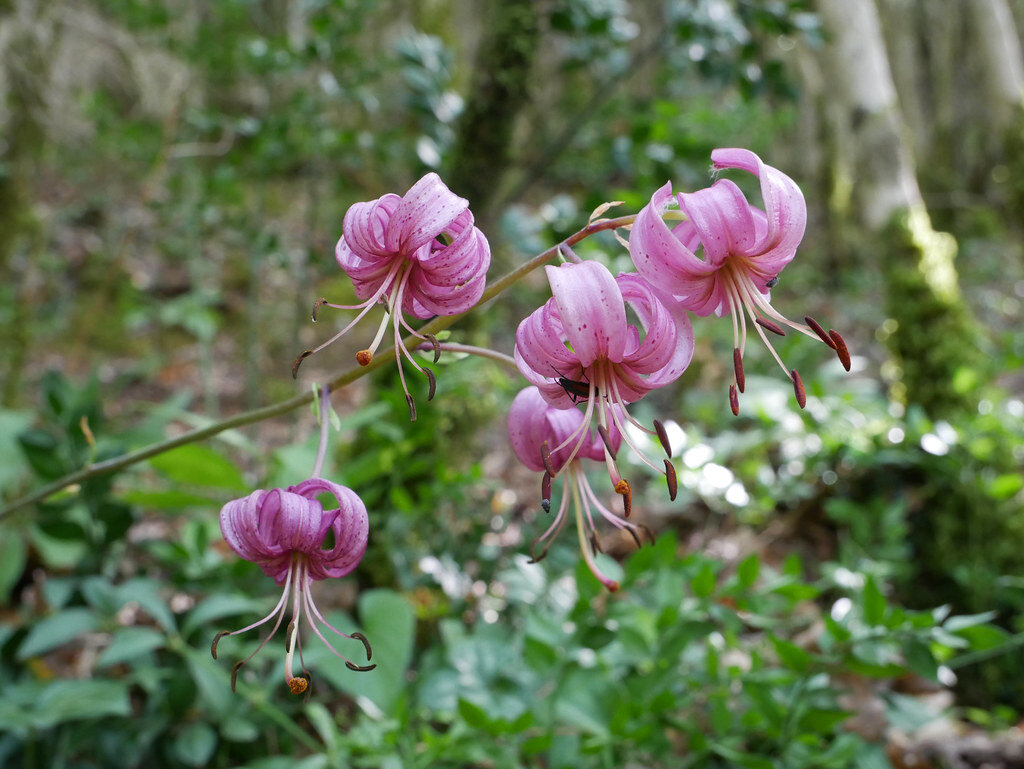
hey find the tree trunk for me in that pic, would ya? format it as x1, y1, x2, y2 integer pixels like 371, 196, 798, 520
816, 0, 984, 420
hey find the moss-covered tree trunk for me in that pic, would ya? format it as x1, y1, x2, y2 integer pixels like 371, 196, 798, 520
444, 0, 541, 237
816, 0, 984, 421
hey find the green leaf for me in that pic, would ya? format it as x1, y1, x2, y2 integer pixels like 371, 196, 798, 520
148, 445, 248, 491
0, 528, 27, 604
458, 698, 491, 729
943, 611, 997, 632
862, 576, 886, 626
901, 637, 938, 681
97, 626, 166, 667
174, 722, 218, 767
182, 594, 266, 638
33, 680, 131, 728
987, 473, 1024, 500
18, 608, 98, 659
771, 636, 812, 672
554, 669, 613, 737
692, 562, 717, 598
736, 554, 760, 587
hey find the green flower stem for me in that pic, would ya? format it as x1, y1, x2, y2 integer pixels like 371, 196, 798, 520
0, 214, 635, 519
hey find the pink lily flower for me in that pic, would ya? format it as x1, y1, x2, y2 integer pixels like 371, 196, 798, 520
212, 478, 373, 695
509, 386, 649, 591
295, 173, 491, 420
628, 148, 850, 415
514, 260, 694, 508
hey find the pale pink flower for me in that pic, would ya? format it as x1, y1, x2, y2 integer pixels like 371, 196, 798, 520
509, 386, 648, 591
514, 260, 693, 508
629, 148, 850, 414
296, 173, 491, 419
213, 478, 373, 695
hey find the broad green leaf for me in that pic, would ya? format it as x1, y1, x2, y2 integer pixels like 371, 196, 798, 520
771, 636, 812, 672
862, 576, 886, 626
692, 562, 717, 598
33, 680, 131, 728
174, 722, 218, 768
18, 608, 98, 659
0, 528, 27, 604
182, 594, 266, 638
148, 445, 247, 491
737, 553, 760, 587
97, 626, 166, 667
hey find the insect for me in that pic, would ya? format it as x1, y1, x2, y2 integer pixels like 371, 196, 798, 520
552, 367, 592, 403
766, 275, 780, 289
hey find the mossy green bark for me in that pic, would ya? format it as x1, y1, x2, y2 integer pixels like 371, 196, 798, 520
445, 0, 541, 226
880, 207, 985, 420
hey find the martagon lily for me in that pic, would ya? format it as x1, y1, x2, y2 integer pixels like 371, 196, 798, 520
212, 477, 373, 695
514, 260, 694, 511
628, 148, 850, 415
294, 173, 491, 420
509, 386, 649, 591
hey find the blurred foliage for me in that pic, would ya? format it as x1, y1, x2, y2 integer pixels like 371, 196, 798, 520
1, 0, 1023, 767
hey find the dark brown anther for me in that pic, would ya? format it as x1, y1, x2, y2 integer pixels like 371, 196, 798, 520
231, 660, 245, 693
733, 348, 745, 393
311, 297, 328, 322
426, 334, 441, 364
541, 472, 552, 512
589, 533, 603, 555
729, 384, 740, 416
755, 317, 786, 336
664, 459, 678, 501
627, 527, 643, 549
424, 367, 437, 400
211, 630, 231, 660
292, 350, 314, 379
597, 425, 618, 459
805, 316, 837, 350
653, 419, 672, 456
791, 369, 807, 408
829, 330, 851, 371
345, 661, 377, 672
540, 441, 556, 477
406, 394, 417, 422
615, 479, 632, 519
350, 631, 373, 661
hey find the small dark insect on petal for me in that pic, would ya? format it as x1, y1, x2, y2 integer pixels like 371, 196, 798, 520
791, 369, 807, 408
292, 350, 314, 379
597, 425, 619, 459
345, 661, 377, 672
211, 630, 231, 660
424, 367, 437, 400
406, 394, 417, 422
541, 472, 552, 512
729, 384, 740, 416
733, 348, 745, 393
540, 441, 556, 477
351, 632, 373, 661
755, 317, 786, 336
653, 419, 672, 456
829, 330, 851, 371
804, 316, 837, 350
766, 275, 780, 288
664, 459, 678, 501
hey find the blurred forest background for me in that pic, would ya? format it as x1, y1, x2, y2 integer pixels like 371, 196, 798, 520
1, 0, 1024, 767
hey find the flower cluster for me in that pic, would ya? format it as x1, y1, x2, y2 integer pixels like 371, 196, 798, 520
215, 149, 849, 698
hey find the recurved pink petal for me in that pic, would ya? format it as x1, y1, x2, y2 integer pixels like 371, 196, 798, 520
677, 180, 758, 266
546, 262, 626, 367
385, 173, 469, 254
710, 147, 806, 268
514, 301, 578, 380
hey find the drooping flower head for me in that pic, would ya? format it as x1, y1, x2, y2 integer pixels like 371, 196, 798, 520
628, 148, 850, 415
509, 386, 648, 591
213, 478, 373, 695
294, 173, 491, 420
514, 260, 694, 508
